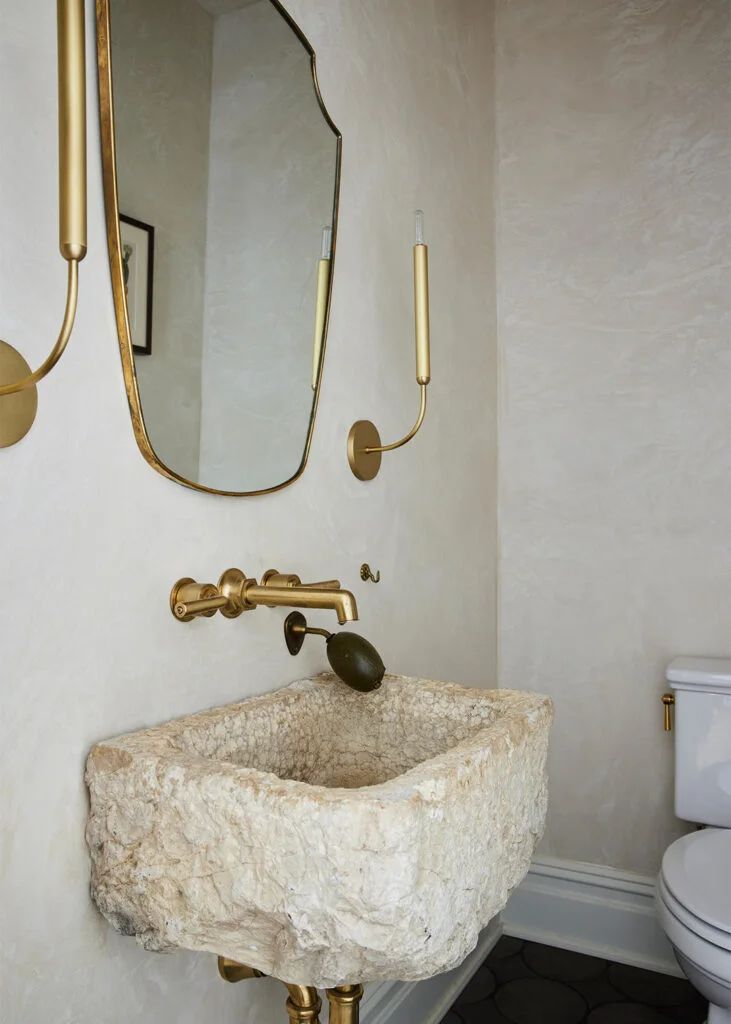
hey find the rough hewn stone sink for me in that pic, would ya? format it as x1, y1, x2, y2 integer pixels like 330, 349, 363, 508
86, 674, 552, 988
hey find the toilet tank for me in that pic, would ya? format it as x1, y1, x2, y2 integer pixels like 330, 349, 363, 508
667, 657, 731, 827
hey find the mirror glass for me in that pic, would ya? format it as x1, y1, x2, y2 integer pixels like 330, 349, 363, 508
102, 0, 340, 494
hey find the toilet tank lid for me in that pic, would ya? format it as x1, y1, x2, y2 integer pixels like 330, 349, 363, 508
667, 656, 731, 691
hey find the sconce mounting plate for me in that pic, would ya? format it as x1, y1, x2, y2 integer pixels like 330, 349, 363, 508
0, 341, 38, 448
348, 419, 382, 481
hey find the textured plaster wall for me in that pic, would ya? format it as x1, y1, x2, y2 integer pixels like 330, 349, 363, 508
112, 0, 213, 481
496, 0, 731, 874
199, 0, 337, 492
0, 1, 496, 1021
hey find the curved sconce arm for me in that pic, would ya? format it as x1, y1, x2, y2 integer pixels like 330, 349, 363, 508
0, 0, 86, 446
348, 211, 431, 481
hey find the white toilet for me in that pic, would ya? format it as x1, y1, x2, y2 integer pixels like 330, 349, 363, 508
656, 657, 731, 1024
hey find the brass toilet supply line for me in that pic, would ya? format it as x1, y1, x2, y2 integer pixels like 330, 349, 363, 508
170, 569, 358, 626
219, 957, 363, 1024
0, 0, 87, 448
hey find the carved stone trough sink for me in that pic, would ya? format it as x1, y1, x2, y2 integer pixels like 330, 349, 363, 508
86, 674, 552, 988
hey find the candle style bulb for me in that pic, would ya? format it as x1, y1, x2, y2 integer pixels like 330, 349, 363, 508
321, 225, 332, 260
414, 209, 425, 246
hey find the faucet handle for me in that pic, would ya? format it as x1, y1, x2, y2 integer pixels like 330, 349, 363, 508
299, 579, 341, 590
170, 578, 222, 622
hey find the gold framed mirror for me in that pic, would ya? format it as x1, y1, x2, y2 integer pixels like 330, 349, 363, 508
97, 0, 341, 496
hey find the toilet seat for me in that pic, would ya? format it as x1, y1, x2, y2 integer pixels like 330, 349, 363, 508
660, 829, 731, 941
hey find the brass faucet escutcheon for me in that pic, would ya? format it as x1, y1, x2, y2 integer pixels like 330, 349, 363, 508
171, 569, 358, 626
218, 957, 363, 1024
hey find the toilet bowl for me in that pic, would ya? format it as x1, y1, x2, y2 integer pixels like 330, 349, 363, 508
656, 828, 731, 1024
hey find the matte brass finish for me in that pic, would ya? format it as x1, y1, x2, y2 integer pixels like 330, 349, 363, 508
414, 244, 430, 384
662, 692, 675, 732
0, 343, 38, 447
170, 578, 221, 622
218, 958, 264, 983
0, 0, 86, 442
96, 0, 342, 496
312, 257, 331, 390
360, 564, 381, 583
171, 569, 358, 625
326, 984, 364, 1024
347, 420, 382, 481
217, 956, 323, 1024
347, 233, 431, 479
58, 0, 88, 261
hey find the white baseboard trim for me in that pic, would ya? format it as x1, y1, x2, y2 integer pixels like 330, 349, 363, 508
502, 856, 683, 977
358, 917, 502, 1024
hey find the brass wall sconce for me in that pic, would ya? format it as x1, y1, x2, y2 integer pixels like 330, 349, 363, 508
347, 210, 431, 480
0, 0, 87, 449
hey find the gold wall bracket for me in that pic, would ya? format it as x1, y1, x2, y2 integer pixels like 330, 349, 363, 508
348, 212, 431, 481
218, 956, 363, 1024
0, 0, 87, 448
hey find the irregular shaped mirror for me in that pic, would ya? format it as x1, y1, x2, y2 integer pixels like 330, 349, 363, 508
98, 0, 341, 495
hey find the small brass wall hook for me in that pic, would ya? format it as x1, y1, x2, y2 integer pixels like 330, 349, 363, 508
360, 563, 380, 583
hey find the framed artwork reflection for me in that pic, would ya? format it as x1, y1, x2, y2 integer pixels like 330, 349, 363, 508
120, 214, 154, 355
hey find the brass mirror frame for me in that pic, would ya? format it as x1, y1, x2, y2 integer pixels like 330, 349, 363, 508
96, 0, 342, 496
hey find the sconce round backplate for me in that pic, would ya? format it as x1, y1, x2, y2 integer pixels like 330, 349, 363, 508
348, 420, 382, 481
0, 340, 38, 448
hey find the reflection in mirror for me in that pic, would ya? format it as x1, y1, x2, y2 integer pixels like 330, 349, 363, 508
100, 0, 341, 494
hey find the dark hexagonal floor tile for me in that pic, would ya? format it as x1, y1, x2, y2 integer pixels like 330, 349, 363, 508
607, 964, 699, 1007
495, 977, 587, 1024
523, 942, 607, 982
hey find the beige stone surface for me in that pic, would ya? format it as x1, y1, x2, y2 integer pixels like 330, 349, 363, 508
86, 675, 552, 987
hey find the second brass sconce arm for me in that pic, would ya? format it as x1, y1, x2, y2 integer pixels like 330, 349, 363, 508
348, 211, 430, 480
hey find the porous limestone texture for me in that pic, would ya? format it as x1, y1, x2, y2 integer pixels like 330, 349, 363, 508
86, 675, 552, 987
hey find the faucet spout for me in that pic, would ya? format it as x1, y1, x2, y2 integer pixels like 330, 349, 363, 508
244, 584, 358, 625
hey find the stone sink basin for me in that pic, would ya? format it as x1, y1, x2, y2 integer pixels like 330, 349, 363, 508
86, 674, 552, 988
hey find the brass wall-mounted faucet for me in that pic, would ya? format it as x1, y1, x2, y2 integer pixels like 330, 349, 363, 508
170, 569, 358, 626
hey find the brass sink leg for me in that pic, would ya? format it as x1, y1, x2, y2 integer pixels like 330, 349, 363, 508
326, 984, 364, 1024
218, 956, 322, 1023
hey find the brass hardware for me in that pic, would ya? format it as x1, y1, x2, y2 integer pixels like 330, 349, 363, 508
360, 563, 381, 583
218, 958, 264, 983
171, 569, 358, 626
662, 692, 675, 731
348, 212, 431, 481
312, 227, 332, 390
96, 0, 342, 497
0, 0, 86, 447
218, 956, 322, 1023
0, 343, 38, 448
217, 956, 362, 1024
326, 985, 364, 1024
284, 611, 331, 655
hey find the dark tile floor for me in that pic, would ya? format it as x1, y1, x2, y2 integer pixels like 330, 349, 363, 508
442, 937, 708, 1024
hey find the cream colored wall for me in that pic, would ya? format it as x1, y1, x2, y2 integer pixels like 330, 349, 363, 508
112, 0, 213, 481
0, 1, 496, 1021
496, 0, 731, 874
